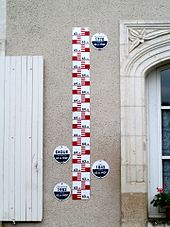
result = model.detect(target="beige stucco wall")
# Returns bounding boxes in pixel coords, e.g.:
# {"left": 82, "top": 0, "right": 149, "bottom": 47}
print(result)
{"left": 0, "top": 0, "right": 5, "bottom": 38}
{"left": 4, "top": 0, "right": 170, "bottom": 227}
{"left": 0, "top": 0, "right": 6, "bottom": 55}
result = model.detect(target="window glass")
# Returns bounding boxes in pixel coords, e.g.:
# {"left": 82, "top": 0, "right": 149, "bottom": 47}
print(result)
{"left": 162, "top": 110, "right": 170, "bottom": 156}
{"left": 163, "top": 160, "right": 170, "bottom": 192}
{"left": 161, "top": 69, "right": 170, "bottom": 106}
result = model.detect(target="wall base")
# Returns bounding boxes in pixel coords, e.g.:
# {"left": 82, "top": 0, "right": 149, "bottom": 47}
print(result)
{"left": 121, "top": 193, "right": 147, "bottom": 227}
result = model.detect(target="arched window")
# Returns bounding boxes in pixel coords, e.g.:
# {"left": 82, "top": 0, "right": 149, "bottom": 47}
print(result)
{"left": 120, "top": 21, "right": 170, "bottom": 225}
{"left": 147, "top": 66, "right": 170, "bottom": 217}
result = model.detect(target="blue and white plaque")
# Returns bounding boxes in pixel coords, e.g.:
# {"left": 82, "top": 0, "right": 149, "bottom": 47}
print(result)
{"left": 92, "top": 160, "right": 110, "bottom": 178}
{"left": 91, "top": 33, "right": 108, "bottom": 49}
{"left": 53, "top": 182, "right": 71, "bottom": 201}
{"left": 53, "top": 145, "right": 71, "bottom": 164}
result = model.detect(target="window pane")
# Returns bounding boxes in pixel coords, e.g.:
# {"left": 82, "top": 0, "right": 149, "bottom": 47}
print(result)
{"left": 162, "top": 110, "right": 170, "bottom": 156}
{"left": 163, "top": 160, "right": 170, "bottom": 192}
{"left": 161, "top": 69, "right": 170, "bottom": 106}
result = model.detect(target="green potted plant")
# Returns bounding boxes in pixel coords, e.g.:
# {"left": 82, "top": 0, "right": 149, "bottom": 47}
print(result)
{"left": 151, "top": 187, "right": 170, "bottom": 220}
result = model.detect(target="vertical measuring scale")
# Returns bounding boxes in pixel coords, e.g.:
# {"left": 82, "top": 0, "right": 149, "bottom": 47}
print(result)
{"left": 72, "top": 27, "right": 90, "bottom": 200}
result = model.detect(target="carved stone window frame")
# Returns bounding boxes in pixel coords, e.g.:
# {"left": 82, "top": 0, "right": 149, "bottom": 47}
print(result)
{"left": 120, "top": 21, "right": 170, "bottom": 225}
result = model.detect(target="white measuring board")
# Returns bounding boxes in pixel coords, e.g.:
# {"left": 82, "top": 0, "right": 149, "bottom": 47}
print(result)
{"left": 72, "top": 27, "right": 90, "bottom": 200}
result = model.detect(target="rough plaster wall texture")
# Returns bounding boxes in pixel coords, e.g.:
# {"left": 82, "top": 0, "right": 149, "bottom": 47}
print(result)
{"left": 0, "top": 0, "right": 6, "bottom": 55}
{"left": 0, "top": 0, "right": 6, "bottom": 39}
{"left": 5, "top": 0, "right": 170, "bottom": 227}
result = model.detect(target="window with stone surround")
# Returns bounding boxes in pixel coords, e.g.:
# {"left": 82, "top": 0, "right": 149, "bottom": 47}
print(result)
{"left": 147, "top": 66, "right": 170, "bottom": 217}
{"left": 120, "top": 21, "right": 170, "bottom": 224}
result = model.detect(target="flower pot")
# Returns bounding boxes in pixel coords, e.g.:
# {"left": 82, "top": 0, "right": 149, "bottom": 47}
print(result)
{"left": 166, "top": 206, "right": 170, "bottom": 220}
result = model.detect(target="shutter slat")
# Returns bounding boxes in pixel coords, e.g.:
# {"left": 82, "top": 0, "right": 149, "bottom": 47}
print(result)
{"left": 37, "top": 57, "right": 43, "bottom": 220}
{"left": 15, "top": 56, "right": 22, "bottom": 220}
{"left": 31, "top": 56, "right": 39, "bottom": 220}
{"left": 3, "top": 57, "right": 11, "bottom": 220}
{"left": 9, "top": 57, "right": 16, "bottom": 220}
{"left": 26, "top": 56, "right": 33, "bottom": 220}
{"left": 0, "top": 56, "right": 5, "bottom": 219}
{"left": 20, "top": 56, "right": 27, "bottom": 220}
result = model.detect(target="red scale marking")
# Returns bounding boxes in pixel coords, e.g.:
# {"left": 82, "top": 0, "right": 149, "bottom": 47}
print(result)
{"left": 81, "top": 182, "right": 90, "bottom": 190}
{"left": 72, "top": 55, "right": 81, "bottom": 61}
{"left": 81, "top": 132, "right": 90, "bottom": 137}
{"left": 81, "top": 147, "right": 90, "bottom": 155}
{"left": 72, "top": 194, "right": 81, "bottom": 200}
{"left": 72, "top": 172, "right": 81, "bottom": 181}
{"left": 72, "top": 159, "right": 81, "bottom": 164}
{"left": 72, "top": 28, "right": 90, "bottom": 200}
{"left": 81, "top": 95, "right": 90, "bottom": 103}
{"left": 72, "top": 72, "right": 81, "bottom": 78}
{"left": 72, "top": 155, "right": 81, "bottom": 163}
{"left": 81, "top": 112, "right": 90, "bottom": 120}
{"left": 81, "top": 163, "right": 90, "bottom": 172}
{"left": 72, "top": 106, "right": 81, "bottom": 112}
{"left": 85, "top": 98, "right": 90, "bottom": 102}
{"left": 81, "top": 47, "right": 90, "bottom": 52}
{"left": 72, "top": 38, "right": 81, "bottom": 44}
{"left": 72, "top": 138, "right": 81, "bottom": 146}
{"left": 81, "top": 78, "right": 90, "bottom": 86}
{"left": 81, "top": 31, "right": 90, "bottom": 36}
{"left": 72, "top": 86, "right": 81, "bottom": 94}
{"left": 72, "top": 124, "right": 81, "bottom": 129}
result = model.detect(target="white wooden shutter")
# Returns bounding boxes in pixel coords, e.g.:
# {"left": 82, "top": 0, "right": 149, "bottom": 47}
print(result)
{"left": 0, "top": 56, "right": 43, "bottom": 222}
{"left": 147, "top": 69, "right": 162, "bottom": 217}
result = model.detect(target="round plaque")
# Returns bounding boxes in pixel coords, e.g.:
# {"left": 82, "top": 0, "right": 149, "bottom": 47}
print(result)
{"left": 92, "top": 160, "right": 110, "bottom": 178}
{"left": 53, "top": 145, "right": 71, "bottom": 164}
{"left": 91, "top": 33, "right": 108, "bottom": 49}
{"left": 53, "top": 182, "right": 71, "bottom": 201}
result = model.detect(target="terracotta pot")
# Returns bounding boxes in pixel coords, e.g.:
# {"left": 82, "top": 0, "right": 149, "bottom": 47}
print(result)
{"left": 166, "top": 206, "right": 170, "bottom": 220}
